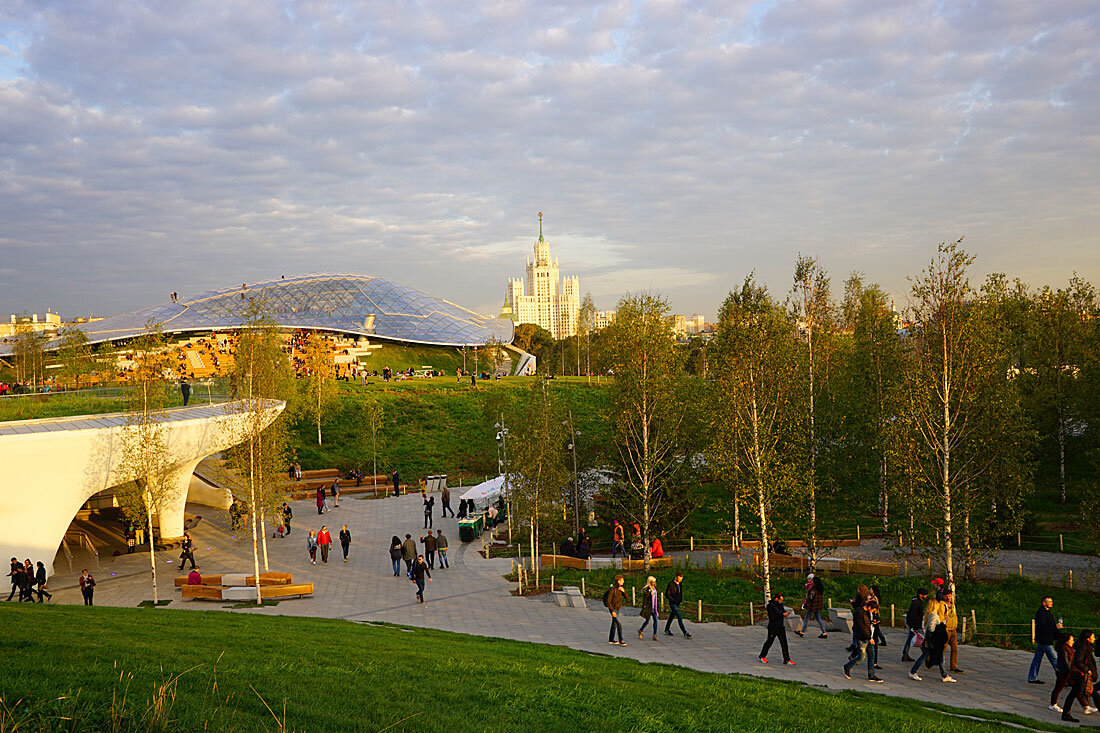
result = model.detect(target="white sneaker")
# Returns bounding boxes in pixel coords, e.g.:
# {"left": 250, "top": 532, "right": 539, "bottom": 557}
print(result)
{"left": 1049, "top": 704, "right": 1062, "bottom": 713}
{"left": 908, "top": 672, "right": 922, "bottom": 681}
{"left": 942, "top": 675, "right": 957, "bottom": 683}
{"left": 1085, "top": 706, "right": 1098, "bottom": 714}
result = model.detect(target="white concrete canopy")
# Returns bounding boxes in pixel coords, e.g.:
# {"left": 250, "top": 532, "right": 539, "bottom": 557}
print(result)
{"left": 0, "top": 400, "right": 283, "bottom": 576}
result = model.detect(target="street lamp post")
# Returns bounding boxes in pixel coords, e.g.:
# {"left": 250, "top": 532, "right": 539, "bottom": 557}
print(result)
{"left": 564, "top": 410, "right": 581, "bottom": 538}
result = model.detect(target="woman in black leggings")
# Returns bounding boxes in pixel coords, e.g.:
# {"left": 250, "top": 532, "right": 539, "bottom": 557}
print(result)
{"left": 1062, "top": 629, "right": 1099, "bottom": 723}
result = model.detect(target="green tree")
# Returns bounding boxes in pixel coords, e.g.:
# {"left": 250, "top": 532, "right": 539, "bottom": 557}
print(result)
{"left": 114, "top": 322, "right": 174, "bottom": 604}
{"left": 712, "top": 276, "right": 800, "bottom": 601}
{"left": 229, "top": 301, "right": 294, "bottom": 587}
{"left": 603, "top": 292, "right": 689, "bottom": 570}
{"left": 791, "top": 255, "right": 835, "bottom": 565}
{"left": 12, "top": 318, "right": 47, "bottom": 389}
{"left": 360, "top": 394, "right": 385, "bottom": 481}
{"left": 509, "top": 379, "right": 570, "bottom": 585}
{"left": 579, "top": 293, "right": 596, "bottom": 381}
{"left": 57, "top": 327, "right": 92, "bottom": 390}
{"left": 301, "top": 332, "right": 337, "bottom": 446}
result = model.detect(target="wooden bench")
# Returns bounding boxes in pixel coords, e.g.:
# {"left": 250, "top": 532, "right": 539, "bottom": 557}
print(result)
{"left": 181, "top": 584, "right": 224, "bottom": 600}
{"left": 174, "top": 574, "right": 224, "bottom": 587}
{"left": 622, "top": 557, "right": 672, "bottom": 571}
{"left": 540, "top": 554, "right": 589, "bottom": 570}
{"left": 260, "top": 583, "right": 314, "bottom": 599}
{"left": 175, "top": 572, "right": 293, "bottom": 588}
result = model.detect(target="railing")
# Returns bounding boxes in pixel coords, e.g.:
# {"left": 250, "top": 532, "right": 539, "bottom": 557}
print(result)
{"left": 59, "top": 538, "right": 74, "bottom": 574}
{"left": 64, "top": 530, "right": 100, "bottom": 571}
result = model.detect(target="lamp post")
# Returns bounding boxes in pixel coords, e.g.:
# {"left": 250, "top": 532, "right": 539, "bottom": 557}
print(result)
{"left": 564, "top": 410, "right": 581, "bottom": 538}
{"left": 495, "top": 416, "right": 512, "bottom": 543}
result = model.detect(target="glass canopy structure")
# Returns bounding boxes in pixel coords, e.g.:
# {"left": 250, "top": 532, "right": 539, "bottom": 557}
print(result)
{"left": 28, "top": 274, "right": 514, "bottom": 351}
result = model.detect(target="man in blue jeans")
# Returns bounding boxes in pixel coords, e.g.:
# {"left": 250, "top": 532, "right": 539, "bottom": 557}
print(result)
{"left": 901, "top": 588, "right": 928, "bottom": 662}
{"left": 663, "top": 572, "right": 692, "bottom": 638}
{"left": 1027, "top": 595, "right": 1062, "bottom": 683}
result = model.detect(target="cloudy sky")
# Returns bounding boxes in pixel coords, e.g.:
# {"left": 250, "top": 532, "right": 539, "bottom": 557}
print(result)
{"left": 1, "top": 1, "right": 1097, "bottom": 322}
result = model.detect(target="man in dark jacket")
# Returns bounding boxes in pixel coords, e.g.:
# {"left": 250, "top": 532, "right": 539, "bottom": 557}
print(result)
{"left": 392, "top": 469, "right": 401, "bottom": 497}
{"left": 401, "top": 533, "right": 417, "bottom": 573}
{"left": 559, "top": 537, "right": 576, "bottom": 557}
{"left": 411, "top": 555, "right": 431, "bottom": 603}
{"left": 422, "top": 532, "right": 437, "bottom": 569}
{"left": 605, "top": 575, "right": 627, "bottom": 646}
{"left": 1028, "top": 595, "right": 1063, "bottom": 683}
{"left": 901, "top": 588, "right": 928, "bottom": 662}
{"left": 6, "top": 558, "right": 20, "bottom": 602}
{"left": 441, "top": 485, "right": 454, "bottom": 517}
{"left": 759, "top": 592, "right": 793, "bottom": 664}
{"left": 664, "top": 572, "right": 692, "bottom": 638}
{"left": 844, "top": 602, "right": 882, "bottom": 682}
{"left": 435, "top": 529, "right": 449, "bottom": 569}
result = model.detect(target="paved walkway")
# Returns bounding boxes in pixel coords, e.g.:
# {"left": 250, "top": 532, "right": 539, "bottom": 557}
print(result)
{"left": 35, "top": 493, "right": 1098, "bottom": 729}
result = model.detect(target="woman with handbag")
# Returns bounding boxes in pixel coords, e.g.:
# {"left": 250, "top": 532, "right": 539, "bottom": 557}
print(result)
{"left": 1062, "top": 629, "right": 1099, "bottom": 722}
{"left": 1050, "top": 632, "right": 1076, "bottom": 713}
{"left": 637, "top": 576, "right": 660, "bottom": 640}
{"left": 797, "top": 575, "right": 827, "bottom": 638}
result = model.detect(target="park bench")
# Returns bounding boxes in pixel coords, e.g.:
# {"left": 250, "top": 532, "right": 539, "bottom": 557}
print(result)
{"left": 174, "top": 573, "right": 224, "bottom": 587}
{"left": 550, "top": 585, "right": 587, "bottom": 609}
{"left": 622, "top": 557, "right": 672, "bottom": 571}
{"left": 540, "top": 554, "right": 589, "bottom": 570}
{"left": 181, "top": 584, "right": 224, "bottom": 600}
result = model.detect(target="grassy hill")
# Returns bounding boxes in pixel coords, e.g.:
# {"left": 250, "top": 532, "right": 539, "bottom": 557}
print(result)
{"left": 0, "top": 604, "right": 1057, "bottom": 732}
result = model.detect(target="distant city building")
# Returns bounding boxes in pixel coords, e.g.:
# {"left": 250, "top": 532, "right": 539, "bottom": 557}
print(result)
{"left": 503, "top": 213, "right": 580, "bottom": 339}
{"left": 1, "top": 312, "right": 62, "bottom": 338}
{"left": 593, "top": 310, "right": 616, "bottom": 331}
{"left": 669, "top": 313, "right": 707, "bottom": 339}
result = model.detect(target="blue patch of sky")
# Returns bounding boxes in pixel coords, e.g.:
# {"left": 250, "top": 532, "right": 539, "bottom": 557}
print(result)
{"left": 0, "top": 27, "right": 28, "bottom": 82}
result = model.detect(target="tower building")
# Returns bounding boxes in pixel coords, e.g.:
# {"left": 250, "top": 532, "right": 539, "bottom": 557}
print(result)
{"left": 504, "top": 213, "right": 580, "bottom": 339}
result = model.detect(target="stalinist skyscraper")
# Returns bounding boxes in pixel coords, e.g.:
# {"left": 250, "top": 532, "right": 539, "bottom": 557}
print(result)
{"left": 503, "top": 213, "right": 580, "bottom": 339}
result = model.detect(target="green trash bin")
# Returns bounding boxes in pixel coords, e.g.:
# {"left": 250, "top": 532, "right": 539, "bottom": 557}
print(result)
{"left": 459, "top": 517, "right": 479, "bottom": 543}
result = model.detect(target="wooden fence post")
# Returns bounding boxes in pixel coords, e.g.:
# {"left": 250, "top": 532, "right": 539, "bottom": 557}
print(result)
{"left": 1019, "top": 564, "right": 1023, "bottom": 576}
{"left": 718, "top": 553, "right": 722, "bottom": 569}
{"left": 581, "top": 577, "right": 585, "bottom": 596}
{"left": 632, "top": 586, "right": 636, "bottom": 605}
{"left": 1031, "top": 619, "right": 1036, "bottom": 644}
{"left": 962, "top": 617, "right": 968, "bottom": 644}
{"left": 890, "top": 604, "right": 895, "bottom": 628}
{"left": 749, "top": 601, "right": 754, "bottom": 624}
{"left": 857, "top": 525, "right": 861, "bottom": 541}
{"left": 1059, "top": 534, "right": 1064, "bottom": 552}
{"left": 697, "top": 599, "right": 702, "bottom": 622}
{"left": 971, "top": 609, "right": 977, "bottom": 638}
{"left": 1069, "top": 570, "right": 1074, "bottom": 589}
{"left": 690, "top": 537, "right": 695, "bottom": 552}
{"left": 1017, "top": 531, "right": 1021, "bottom": 546}
{"left": 661, "top": 593, "right": 665, "bottom": 612}
{"left": 550, "top": 575, "right": 554, "bottom": 592}
{"left": 829, "top": 598, "right": 833, "bottom": 610}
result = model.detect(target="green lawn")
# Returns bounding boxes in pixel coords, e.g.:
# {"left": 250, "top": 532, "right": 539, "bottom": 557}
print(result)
{"left": 0, "top": 604, "right": 1063, "bottom": 732}
{"left": 534, "top": 565, "right": 1100, "bottom": 651}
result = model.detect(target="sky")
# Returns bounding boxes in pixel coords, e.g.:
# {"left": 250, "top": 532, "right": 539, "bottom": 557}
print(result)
{"left": 1, "top": 0, "right": 1098, "bottom": 323}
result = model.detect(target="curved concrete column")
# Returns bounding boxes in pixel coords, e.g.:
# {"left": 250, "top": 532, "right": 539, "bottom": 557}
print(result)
{"left": 0, "top": 400, "right": 283, "bottom": 577}
{"left": 156, "top": 458, "right": 204, "bottom": 542}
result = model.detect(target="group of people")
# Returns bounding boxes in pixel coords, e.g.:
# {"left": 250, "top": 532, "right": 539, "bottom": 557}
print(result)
{"left": 389, "top": 530, "right": 451, "bottom": 603}
{"left": 6, "top": 557, "right": 52, "bottom": 604}
{"left": 305, "top": 525, "right": 353, "bottom": 564}
{"left": 1029, "top": 595, "right": 1100, "bottom": 722}
{"left": 602, "top": 572, "right": 693, "bottom": 644}
{"left": 558, "top": 529, "right": 594, "bottom": 560}
{"left": 609, "top": 520, "right": 664, "bottom": 560}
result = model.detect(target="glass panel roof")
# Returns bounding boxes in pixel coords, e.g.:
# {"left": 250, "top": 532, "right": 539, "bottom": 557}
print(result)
{"left": 18, "top": 274, "right": 513, "bottom": 352}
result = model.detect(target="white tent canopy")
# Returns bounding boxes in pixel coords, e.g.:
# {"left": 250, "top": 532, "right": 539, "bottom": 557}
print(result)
{"left": 459, "top": 475, "right": 509, "bottom": 509}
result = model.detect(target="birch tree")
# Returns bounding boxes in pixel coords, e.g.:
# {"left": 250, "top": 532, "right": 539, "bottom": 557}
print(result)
{"left": 604, "top": 292, "right": 689, "bottom": 570}
{"left": 301, "top": 332, "right": 337, "bottom": 446}
{"left": 713, "top": 277, "right": 800, "bottom": 602}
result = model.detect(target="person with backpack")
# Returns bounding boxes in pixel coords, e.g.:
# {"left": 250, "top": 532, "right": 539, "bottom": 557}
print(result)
{"left": 664, "top": 572, "right": 691, "bottom": 638}
{"left": 843, "top": 599, "right": 882, "bottom": 682}
{"left": 637, "top": 576, "right": 660, "bottom": 641}
{"left": 901, "top": 588, "right": 928, "bottom": 662}
{"left": 604, "top": 575, "right": 627, "bottom": 646}
{"left": 797, "top": 575, "right": 827, "bottom": 639}
{"left": 331, "top": 479, "right": 340, "bottom": 508}
{"left": 760, "top": 592, "right": 794, "bottom": 665}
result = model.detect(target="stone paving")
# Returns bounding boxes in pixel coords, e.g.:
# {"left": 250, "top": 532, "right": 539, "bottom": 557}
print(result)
{"left": 34, "top": 492, "right": 1099, "bottom": 729}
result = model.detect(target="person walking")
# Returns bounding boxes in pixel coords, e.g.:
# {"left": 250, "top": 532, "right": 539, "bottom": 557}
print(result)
{"left": 760, "top": 592, "right": 794, "bottom": 665}
{"left": 797, "top": 575, "right": 827, "bottom": 639}
{"left": 908, "top": 594, "right": 955, "bottom": 683}
{"left": 1028, "top": 595, "right": 1062, "bottom": 683}
{"left": 178, "top": 532, "right": 196, "bottom": 571}
{"left": 392, "top": 469, "right": 401, "bottom": 497}
{"left": 307, "top": 530, "right": 318, "bottom": 564}
{"left": 79, "top": 569, "right": 95, "bottom": 606}
{"left": 34, "top": 561, "right": 52, "bottom": 603}
{"left": 422, "top": 532, "right": 437, "bottom": 569}
{"left": 17, "top": 561, "right": 33, "bottom": 602}
{"left": 663, "top": 572, "right": 692, "bottom": 638}
{"left": 638, "top": 576, "right": 660, "bottom": 641}
{"left": 1061, "top": 629, "right": 1099, "bottom": 722}
{"left": 317, "top": 526, "right": 332, "bottom": 563}
{"left": 411, "top": 554, "right": 432, "bottom": 603}
{"left": 604, "top": 575, "right": 627, "bottom": 646}
{"left": 611, "top": 521, "right": 625, "bottom": 559}
{"left": 339, "top": 525, "right": 351, "bottom": 562}
{"left": 1050, "top": 632, "right": 1076, "bottom": 713}
{"left": 282, "top": 502, "right": 293, "bottom": 536}
{"left": 942, "top": 590, "right": 962, "bottom": 673}
{"left": 843, "top": 600, "right": 881, "bottom": 681}
{"left": 401, "top": 533, "right": 417, "bottom": 573}
{"left": 389, "top": 536, "right": 404, "bottom": 576}
{"left": 180, "top": 378, "right": 191, "bottom": 406}
{"left": 331, "top": 479, "right": 340, "bottom": 508}
{"left": 436, "top": 530, "right": 449, "bottom": 569}
{"left": 870, "top": 585, "right": 887, "bottom": 649}
{"left": 6, "top": 557, "right": 20, "bottom": 602}
{"left": 316, "top": 486, "right": 326, "bottom": 515}
{"left": 901, "top": 588, "right": 928, "bottom": 662}
{"left": 423, "top": 495, "right": 434, "bottom": 529}
{"left": 441, "top": 485, "right": 454, "bottom": 517}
